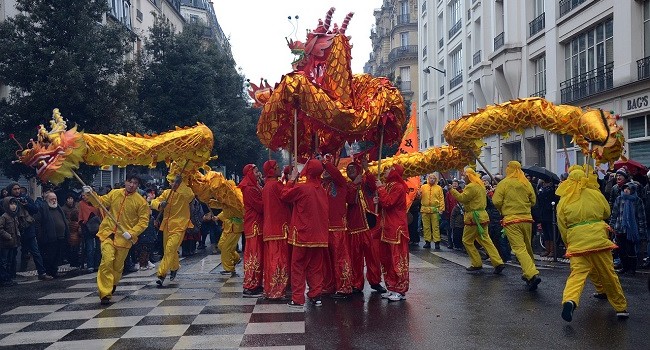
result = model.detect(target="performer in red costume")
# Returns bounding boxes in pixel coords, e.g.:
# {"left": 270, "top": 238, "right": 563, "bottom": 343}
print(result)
{"left": 322, "top": 155, "right": 353, "bottom": 299}
{"left": 261, "top": 160, "right": 292, "bottom": 299}
{"left": 376, "top": 164, "right": 409, "bottom": 302}
{"left": 282, "top": 159, "right": 329, "bottom": 308}
{"left": 346, "top": 161, "right": 387, "bottom": 294}
{"left": 239, "top": 164, "right": 264, "bottom": 298}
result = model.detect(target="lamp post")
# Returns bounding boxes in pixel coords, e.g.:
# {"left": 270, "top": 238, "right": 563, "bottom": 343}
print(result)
{"left": 423, "top": 65, "right": 446, "bottom": 76}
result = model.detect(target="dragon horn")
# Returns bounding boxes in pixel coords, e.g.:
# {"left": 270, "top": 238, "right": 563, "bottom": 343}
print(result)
{"left": 323, "top": 7, "right": 335, "bottom": 31}
{"left": 340, "top": 12, "right": 354, "bottom": 34}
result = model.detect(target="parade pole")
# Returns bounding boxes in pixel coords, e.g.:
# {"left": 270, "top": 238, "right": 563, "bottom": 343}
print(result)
{"left": 293, "top": 109, "right": 298, "bottom": 166}
{"left": 71, "top": 170, "right": 128, "bottom": 235}
{"left": 469, "top": 148, "right": 495, "bottom": 184}
{"left": 375, "top": 124, "right": 385, "bottom": 213}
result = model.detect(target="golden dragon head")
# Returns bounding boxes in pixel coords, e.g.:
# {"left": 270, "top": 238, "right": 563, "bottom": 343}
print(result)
{"left": 575, "top": 109, "right": 625, "bottom": 166}
{"left": 16, "top": 109, "right": 86, "bottom": 184}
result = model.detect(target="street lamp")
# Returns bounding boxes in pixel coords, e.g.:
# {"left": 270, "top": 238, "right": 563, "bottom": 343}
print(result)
{"left": 423, "top": 65, "right": 446, "bottom": 76}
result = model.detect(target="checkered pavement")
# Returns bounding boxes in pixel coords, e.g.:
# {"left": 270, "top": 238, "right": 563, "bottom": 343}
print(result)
{"left": 0, "top": 255, "right": 306, "bottom": 350}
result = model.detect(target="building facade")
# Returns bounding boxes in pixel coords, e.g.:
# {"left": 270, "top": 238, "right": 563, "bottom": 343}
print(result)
{"left": 419, "top": 0, "right": 650, "bottom": 175}
{"left": 364, "top": 0, "right": 421, "bottom": 113}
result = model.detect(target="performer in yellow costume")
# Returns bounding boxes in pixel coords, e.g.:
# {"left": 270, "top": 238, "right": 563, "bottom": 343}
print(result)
{"left": 152, "top": 171, "right": 195, "bottom": 286}
{"left": 492, "top": 161, "right": 540, "bottom": 291}
{"left": 217, "top": 206, "right": 243, "bottom": 275}
{"left": 450, "top": 168, "right": 505, "bottom": 274}
{"left": 419, "top": 174, "right": 445, "bottom": 249}
{"left": 83, "top": 174, "right": 150, "bottom": 304}
{"left": 556, "top": 169, "right": 628, "bottom": 322}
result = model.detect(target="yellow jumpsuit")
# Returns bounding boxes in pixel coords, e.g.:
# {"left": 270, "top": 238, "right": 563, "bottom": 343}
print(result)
{"left": 451, "top": 183, "right": 503, "bottom": 268}
{"left": 151, "top": 182, "right": 195, "bottom": 279}
{"left": 89, "top": 189, "right": 150, "bottom": 300}
{"left": 557, "top": 171, "right": 626, "bottom": 312}
{"left": 217, "top": 206, "right": 243, "bottom": 272}
{"left": 420, "top": 182, "right": 445, "bottom": 243}
{"left": 492, "top": 177, "right": 539, "bottom": 280}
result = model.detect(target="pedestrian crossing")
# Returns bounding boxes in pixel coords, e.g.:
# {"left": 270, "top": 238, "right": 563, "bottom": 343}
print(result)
{"left": 0, "top": 255, "right": 306, "bottom": 350}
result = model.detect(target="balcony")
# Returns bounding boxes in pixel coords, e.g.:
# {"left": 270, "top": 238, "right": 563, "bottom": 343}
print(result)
{"left": 396, "top": 14, "right": 413, "bottom": 26}
{"left": 422, "top": 45, "right": 427, "bottom": 57}
{"left": 473, "top": 50, "right": 482, "bottom": 65}
{"left": 494, "top": 32, "right": 504, "bottom": 50}
{"left": 638, "top": 56, "right": 650, "bottom": 80}
{"left": 423, "top": 91, "right": 428, "bottom": 101}
{"left": 440, "top": 86, "right": 445, "bottom": 96}
{"left": 449, "top": 72, "right": 463, "bottom": 89}
{"left": 421, "top": 2, "right": 426, "bottom": 13}
{"left": 448, "top": 20, "right": 462, "bottom": 39}
{"left": 439, "top": 38, "right": 444, "bottom": 49}
{"left": 529, "top": 12, "right": 545, "bottom": 37}
{"left": 136, "top": 9, "right": 143, "bottom": 22}
{"left": 399, "top": 81, "right": 412, "bottom": 92}
{"left": 559, "top": 0, "right": 587, "bottom": 17}
{"left": 388, "top": 45, "right": 418, "bottom": 62}
{"left": 560, "top": 62, "right": 614, "bottom": 103}
{"left": 530, "top": 90, "right": 546, "bottom": 98}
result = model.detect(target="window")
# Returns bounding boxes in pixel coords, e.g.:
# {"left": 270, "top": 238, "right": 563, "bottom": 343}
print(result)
{"left": 645, "top": 1, "right": 650, "bottom": 55}
{"left": 451, "top": 99, "right": 464, "bottom": 119}
{"left": 449, "top": 47, "right": 463, "bottom": 88}
{"left": 533, "top": 0, "right": 544, "bottom": 17}
{"left": 401, "top": 32, "right": 409, "bottom": 46}
{"left": 534, "top": 55, "right": 546, "bottom": 95}
{"left": 564, "top": 19, "right": 613, "bottom": 81}
{"left": 190, "top": 14, "right": 200, "bottom": 24}
{"left": 401, "top": 1, "right": 409, "bottom": 16}
{"left": 448, "top": 0, "right": 462, "bottom": 37}
{"left": 627, "top": 115, "right": 650, "bottom": 166}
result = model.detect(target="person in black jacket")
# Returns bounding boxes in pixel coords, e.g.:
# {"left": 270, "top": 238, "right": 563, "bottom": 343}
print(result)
{"left": 534, "top": 179, "right": 561, "bottom": 257}
{"left": 34, "top": 192, "right": 69, "bottom": 278}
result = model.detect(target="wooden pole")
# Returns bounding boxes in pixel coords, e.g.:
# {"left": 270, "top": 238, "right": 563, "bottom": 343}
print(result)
{"left": 72, "top": 170, "right": 128, "bottom": 237}
{"left": 293, "top": 109, "right": 298, "bottom": 166}
{"left": 375, "top": 124, "right": 385, "bottom": 213}
{"left": 468, "top": 148, "right": 495, "bottom": 184}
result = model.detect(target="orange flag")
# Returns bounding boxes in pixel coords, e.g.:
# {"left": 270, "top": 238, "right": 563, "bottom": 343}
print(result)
{"left": 396, "top": 102, "right": 420, "bottom": 209}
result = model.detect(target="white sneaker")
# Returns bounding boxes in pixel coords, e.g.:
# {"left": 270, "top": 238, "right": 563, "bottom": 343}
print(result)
{"left": 381, "top": 291, "right": 393, "bottom": 299}
{"left": 387, "top": 292, "right": 406, "bottom": 302}
{"left": 147, "top": 261, "right": 155, "bottom": 269}
{"left": 134, "top": 263, "right": 141, "bottom": 270}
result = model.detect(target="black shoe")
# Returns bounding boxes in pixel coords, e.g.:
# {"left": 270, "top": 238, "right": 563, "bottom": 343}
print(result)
{"left": 616, "top": 310, "right": 629, "bottom": 319}
{"left": 243, "top": 288, "right": 263, "bottom": 298}
{"left": 423, "top": 242, "right": 431, "bottom": 249}
{"left": 592, "top": 293, "right": 607, "bottom": 300}
{"left": 100, "top": 297, "right": 112, "bottom": 305}
{"left": 527, "top": 275, "right": 541, "bottom": 291}
{"left": 466, "top": 266, "right": 483, "bottom": 272}
{"left": 156, "top": 276, "right": 165, "bottom": 287}
{"left": 331, "top": 292, "right": 350, "bottom": 299}
{"left": 370, "top": 284, "right": 387, "bottom": 293}
{"left": 493, "top": 264, "right": 506, "bottom": 275}
{"left": 287, "top": 300, "right": 303, "bottom": 308}
{"left": 111, "top": 285, "right": 116, "bottom": 294}
{"left": 169, "top": 270, "right": 177, "bottom": 281}
{"left": 561, "top": 301, "right": 576, "bottom": 322}
{"left": 352, "top": 288, "right": 363, "bottom": 294}
{"left": 310, "top": 298, "right": 323, "bottom": 307}
{"left": 434, "top": 242, "right": 440, "bottom": 250}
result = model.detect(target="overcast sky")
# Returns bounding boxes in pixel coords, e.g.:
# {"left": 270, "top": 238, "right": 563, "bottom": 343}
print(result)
{"left": 212, "top": 0, "right": 383, "bottom": 86}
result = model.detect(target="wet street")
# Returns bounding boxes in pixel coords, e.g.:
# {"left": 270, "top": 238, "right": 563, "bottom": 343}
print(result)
{"left": 0, "top": 247, "right": 648, "bottom": 350}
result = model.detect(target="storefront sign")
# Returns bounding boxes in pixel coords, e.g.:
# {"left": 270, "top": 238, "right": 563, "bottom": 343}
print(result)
{"left": 624, "top": 94, "right": 649, "bottom": 113}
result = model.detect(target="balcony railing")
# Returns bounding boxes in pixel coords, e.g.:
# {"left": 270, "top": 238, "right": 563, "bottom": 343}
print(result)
{"left": 422, "top": 45, "right": 427, "bottom": 57}
{"left": 136, "top": 9, "right": 143, "bottom": 22}
{"left": 529, "top": 12, "right": 545, "bottom": 37}
{"left": 388, "top": 45, "right": 418, "bottom": 62}
{"left": 473, "top": 50, "right": 482, "bottom": 65}
{"left": 559, "top": 0, "right": 587, "bottom": 17}
{"left": 449, "top": 72, "right": 463, "bottom": 89}
{"left": 448, "top": 20, "right": 462, "bottom": 38}
{"left": 467, "top": 9, "right": 471, "bottom": 21}
{"left": 494, "top": 32, "right": 504, "bottom": 50}
{"left": 421, "top": 2, "right": 426, "bottom": 13}
{"left": 399, "top": 81, "right": 412, "bottom": 92}
{"left": 530, "top": 89, "right": 546, "bottom": 98}
{"left": 560, "top": 62, "right": 614, "bottom": 103}
{"left": 439, "top": 38, "right": 444, "bottom": 49}
{"left": 396, "top": 14, "right": 412, "bottom": 25}
{"left": 423, "top": 91, "right": 428, "bottom": 101}
{"left": 638, "top": 56, "right": 650, "bottom": 80}
{"left": 440, "top": 86, "right": 445, "bottom": 96}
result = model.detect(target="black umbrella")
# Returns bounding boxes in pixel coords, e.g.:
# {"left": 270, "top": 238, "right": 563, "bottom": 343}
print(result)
{"left": 522, "top": 165, "right": 561, "bottom": 184}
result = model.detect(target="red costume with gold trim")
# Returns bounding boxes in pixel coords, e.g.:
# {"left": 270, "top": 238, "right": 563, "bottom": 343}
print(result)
{"left": 240, "top": 164, "right": 264, "bottom": 292}
{"left": 322, "top": 161, "right": 353, "bottom": 295}
{"left": 261, "top": 160, "right": 291, "bottom": 299}
{"left": 377, "top": 165, "right": 409, "bottom": 295}
{"left": 281, "top": 160, "right": 329, "bottom": 305}
{"left": 347, "top": 166, "right": 383, "bottom": 290}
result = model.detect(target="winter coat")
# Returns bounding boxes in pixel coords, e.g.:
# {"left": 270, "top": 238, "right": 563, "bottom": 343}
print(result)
{"left": 0, "top": 198, "right": 21, "bottom": 249}
{"left": 450, "top": 204, "right": 465, "bottom": 229}
{"left": 609, "top": 193, "right": 647, "bottom": 241}
{"left": 34, "top": 201, "right": 69, "bottom": 243}
{"left": 533, "top": 185, "right": 559, "bottom": 223}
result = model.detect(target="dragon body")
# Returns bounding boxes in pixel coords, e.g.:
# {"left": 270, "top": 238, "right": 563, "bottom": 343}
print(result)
{"left": 17, "top": 109, "right": 243, "bottom": 215}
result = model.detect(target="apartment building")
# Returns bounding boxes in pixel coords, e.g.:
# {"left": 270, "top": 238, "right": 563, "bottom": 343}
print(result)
{"left": 364, "top": 0, "right": 421, "bottom": 113}
{"left": 419, "top": 0, "right": 650, "bottom": 175}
